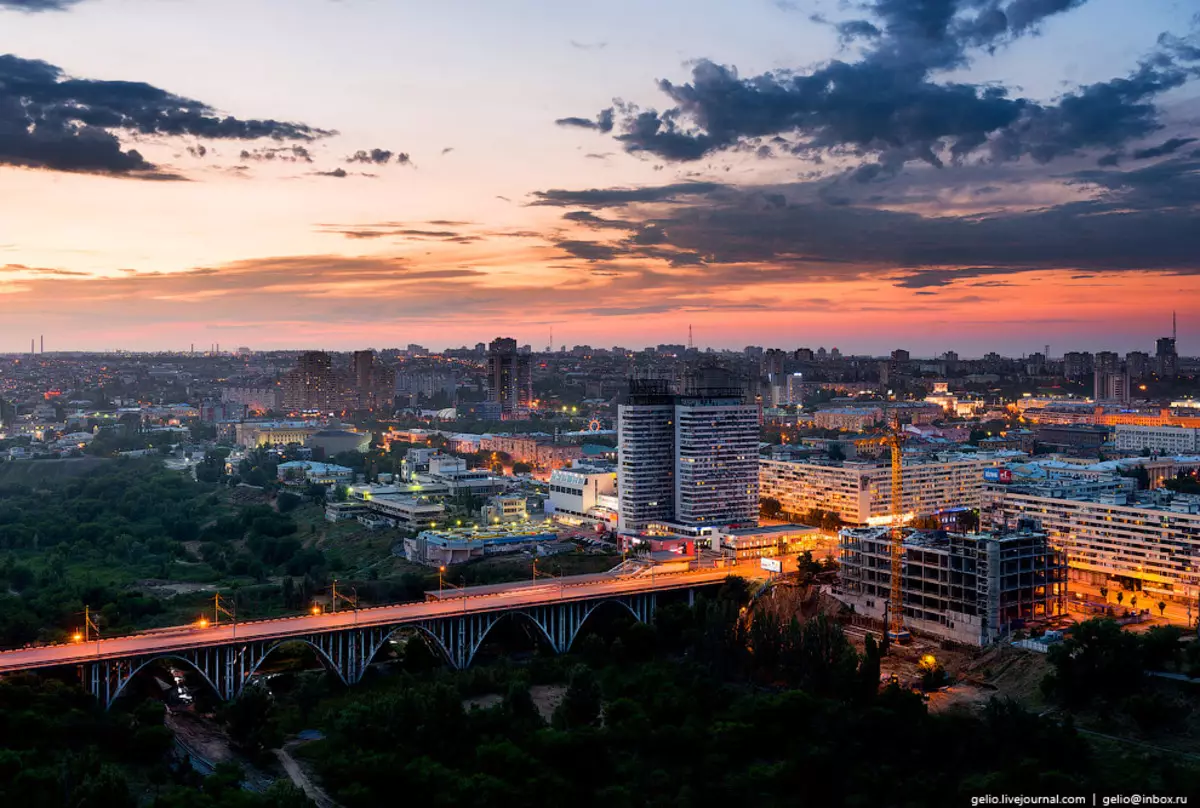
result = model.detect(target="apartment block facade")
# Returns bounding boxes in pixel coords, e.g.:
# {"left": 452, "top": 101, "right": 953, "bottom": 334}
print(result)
{"left": 759, "top": 452, "right": 1021, "bottom": 525}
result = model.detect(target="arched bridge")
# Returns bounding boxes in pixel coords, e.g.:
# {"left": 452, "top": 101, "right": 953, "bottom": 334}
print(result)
{"left": 0, "top": 563, "right": 749, "bottom": 708}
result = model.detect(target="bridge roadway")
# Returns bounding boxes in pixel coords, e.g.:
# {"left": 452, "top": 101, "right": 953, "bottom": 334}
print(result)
{"left": 0, "top": 561, "right": 760, "bottom": 676}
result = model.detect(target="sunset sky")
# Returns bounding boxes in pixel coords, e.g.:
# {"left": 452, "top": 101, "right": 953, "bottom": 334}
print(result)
{"left": 1, "top": 0, "right": 1198, "bottom": 356}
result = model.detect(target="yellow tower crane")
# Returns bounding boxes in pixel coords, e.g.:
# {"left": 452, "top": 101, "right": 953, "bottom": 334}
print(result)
{"left": 885, "top": 412, "right": 911, "bottom": 645}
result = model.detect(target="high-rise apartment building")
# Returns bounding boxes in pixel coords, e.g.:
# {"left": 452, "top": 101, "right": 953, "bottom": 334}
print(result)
{"left": 1093, "top": 364, "right": 1131, "bottom": 403}
{"left": 486, "top": 337, "right": 532, "bottom": 417}
{"left": 618, "top": 376, "right": 759, "bottom": 534}
{"left": 281, "top": 351, "right": 337, "bottom": 412}
{"left": 1063, "top": 351, "right": 1093, "bottom": 380}
{"left": 1157, "top": 336, "right": 1179, "bottom": 379}
{"left": 674, "top": 393, "right": 761, "bottom": 527}
{"left": 1125, "top": 351, "right": 1150, "bottom": 380}
{"left": 351, "top": 350, "right": 396, "bottom": 411}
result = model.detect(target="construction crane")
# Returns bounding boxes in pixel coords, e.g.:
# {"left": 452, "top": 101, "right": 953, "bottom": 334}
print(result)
{"left": 885, "top": 413, "right": 911, "bottom": 644}
{"left": 855, "top": 412, "right": 911, "bottom": 644}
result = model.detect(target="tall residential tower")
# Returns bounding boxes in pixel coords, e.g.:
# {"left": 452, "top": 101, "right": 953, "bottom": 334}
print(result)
{"left": 618, "top": 373, "right": 759, "bottom": 535}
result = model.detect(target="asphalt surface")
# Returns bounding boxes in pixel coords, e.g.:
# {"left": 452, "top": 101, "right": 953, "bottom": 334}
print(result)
{"left": 0, "top": 562, "right": 761, "bottom": 673}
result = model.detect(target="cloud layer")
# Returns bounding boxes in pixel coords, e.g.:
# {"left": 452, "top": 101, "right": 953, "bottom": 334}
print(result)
{"left": 563, "top": 0, "right": 1199, "bottom": 180}
{"left": 0, "top": 53, "right": 332, "bottom": 177}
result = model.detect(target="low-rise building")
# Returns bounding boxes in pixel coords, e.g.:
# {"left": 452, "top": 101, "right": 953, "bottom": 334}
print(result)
{"left": 1114, "top": 424, "right": 1200, "bottom": 455}
{"left": 236, "top": 421, "right": 321, "bottom": 448}
{"left": 480, "top": 434, "right": 583, "bottom": 470}
{"left": 401, "top": 523, "right": 557, "bottom": 566}
{"left": 368, "top": 494, "right": 446, "bottom": 528}
{"left": 813, "top": 407, "right": 883, "bottom": 432}
{"left": 837, "top": 526, "right": 1066, "bottom": 645}
{"left": 277, "top": 461, "right": 354, "bottom": 486}
{"left": 715, "top": 524, "right": 825, "bottom": 559}
{"left": 546, "top": 466, "right": 618, "bottom": 528}
{"left": 481, "top": 494, "right": 529, "bottom": 524}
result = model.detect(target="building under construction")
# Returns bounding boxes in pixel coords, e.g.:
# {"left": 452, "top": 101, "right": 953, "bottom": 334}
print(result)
{"left": 837, "top": 526, "right": 1067, "bottom": 646}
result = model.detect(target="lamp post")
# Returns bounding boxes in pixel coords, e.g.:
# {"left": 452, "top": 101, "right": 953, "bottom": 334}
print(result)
{"left": 439, "top": 565, "right": 446, "bottom": 596}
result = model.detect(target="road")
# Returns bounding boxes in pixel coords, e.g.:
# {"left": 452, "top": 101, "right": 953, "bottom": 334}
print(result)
{"left": 0, "top": 561, "right": 763, "bottom": 674}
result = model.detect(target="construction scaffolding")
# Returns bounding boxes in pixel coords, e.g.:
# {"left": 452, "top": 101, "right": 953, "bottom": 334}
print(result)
{"left": 838, "top": 526, "right": 1067, "bottom": 646}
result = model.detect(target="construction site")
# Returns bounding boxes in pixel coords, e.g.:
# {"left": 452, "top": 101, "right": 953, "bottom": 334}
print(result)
{"left": 836, "top": 525, "right": 1068, "bottom": 646}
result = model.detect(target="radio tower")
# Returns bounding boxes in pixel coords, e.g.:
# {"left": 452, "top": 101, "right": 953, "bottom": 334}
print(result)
{"left": 688, "top": 324, "right": 694, "bottom": 351}
{"left": 548, "top": 326, "right": 554, "bottom": 354}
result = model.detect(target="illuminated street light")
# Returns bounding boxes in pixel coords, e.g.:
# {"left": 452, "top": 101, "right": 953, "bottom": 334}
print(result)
{"left": 197, "top": 617, "right": 210, "bottom": 629}
{"left": 72, "top": 632, "right": 83, "bottom": 643}
{"left": 311, "top": 604, "right": 322, "bottom": 615}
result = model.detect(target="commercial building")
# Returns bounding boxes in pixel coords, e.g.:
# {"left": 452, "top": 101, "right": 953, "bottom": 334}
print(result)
{"left": 277, "top": 461, "right": 355, "bottom": 486}
{"left": 481, "top": 494, "right": 529, "bottom": 524}
{"left": 546, "top": 465, "right": 619, "bottom": 528}
{"left": 618, "top": 377, "right": 759, "bottom": 534}
{"left": 420, "top": 454, "right": 506, "bottom": 496}
{"left": 402, "top": 524, "right": 557, "bottom": 566}
{"left": 235, "top": 421, "right": 321, "bottom": 448}
{"left": 1034, "top": 424, "right": 1111, "bottom": 453}
{"left": 813, "top": 407, "right": 883, "bottom": 432}
{"left": 1114, "top": 424, "right": 1200, "bottom": 455}
{"left": 838, "top": 526, "right": 1066, "bottom": 645}
{"left": 308, "top": 428, "right": 372, "bottom": 456}
{"left": 486, "top": 337, "right": 532, "bottom": 418}
{"left": 479, "top": 434, "right": 582, "bottom": 470}
{"left": 715, "top": 524, "right": 825, "bottom": 559}
{"left": 982, "top": 480, "right": 1200, "bottom": 605}
{"left": 759, "top": 452, "right": 1022, "bottom": 525}
{"left": 368, "top": 494, "right": 446, "bottom": 528}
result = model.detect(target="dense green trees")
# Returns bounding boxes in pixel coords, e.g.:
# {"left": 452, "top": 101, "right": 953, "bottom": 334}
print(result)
{"left": 280, "top": 591, "right": 1199, "bottom": 808}
{"left": 0, "top": 460, "right": 333, "bottom": 647}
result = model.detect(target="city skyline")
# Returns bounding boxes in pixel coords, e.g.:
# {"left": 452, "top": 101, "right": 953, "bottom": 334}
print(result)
{"left": 1, "top": 0, "right": 1198, "bottom": 354}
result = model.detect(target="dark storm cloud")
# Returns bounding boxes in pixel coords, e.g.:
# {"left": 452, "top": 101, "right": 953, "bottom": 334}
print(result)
{"left": 561, "top": 0, "right": 1198, "bottom": 176}
{"left": 316, "top": 168, "right": 348, "bottom": 178}
{"left": 1132, "top": 137, "right": 1198, "bottom": 160}
{"left": 542, "top": 158, "right": 1200, "bottom": 283}
{"left": 530, "top": 181, "right": 725, "bottom": 207}
{"left": 0, "top": 0, "right": 83, "bottom": 10}
{"left": 0, "top": 53, "right": 332, "bottom": 177}
{"left": 555, "top": 108, "right": 614, "bottom": 133}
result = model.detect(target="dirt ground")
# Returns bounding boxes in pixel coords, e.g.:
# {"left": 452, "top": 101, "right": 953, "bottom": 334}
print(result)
{"left": 462, "top": 684, "right": 566, "bottom": 723}
{"left": 165, "top": 709, "right": 277, "bottom": 790}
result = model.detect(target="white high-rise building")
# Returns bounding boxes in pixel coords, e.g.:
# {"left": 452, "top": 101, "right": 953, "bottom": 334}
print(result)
{"left": 618, "top": 378, "right": 759, "bottom": 534}
{"left": 675, "top": 397, "right": 760, "bottom": 527}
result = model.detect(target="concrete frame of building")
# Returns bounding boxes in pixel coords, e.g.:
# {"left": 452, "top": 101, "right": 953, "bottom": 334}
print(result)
{"left": 837, "top": 526, "right": 1067, "bottom": 646}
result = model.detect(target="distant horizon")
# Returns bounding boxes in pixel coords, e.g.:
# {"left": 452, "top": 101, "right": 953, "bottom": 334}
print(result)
{"left": 0, "top": 338, "right": 1189, "bottom": 362}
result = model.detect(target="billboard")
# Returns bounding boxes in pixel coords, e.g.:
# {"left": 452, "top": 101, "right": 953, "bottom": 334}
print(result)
{"left": 983, "top": 467, "right": 1013, "bottom": 484}
{"left": 760, "top": 557, "right": 783, "bottom": 573}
